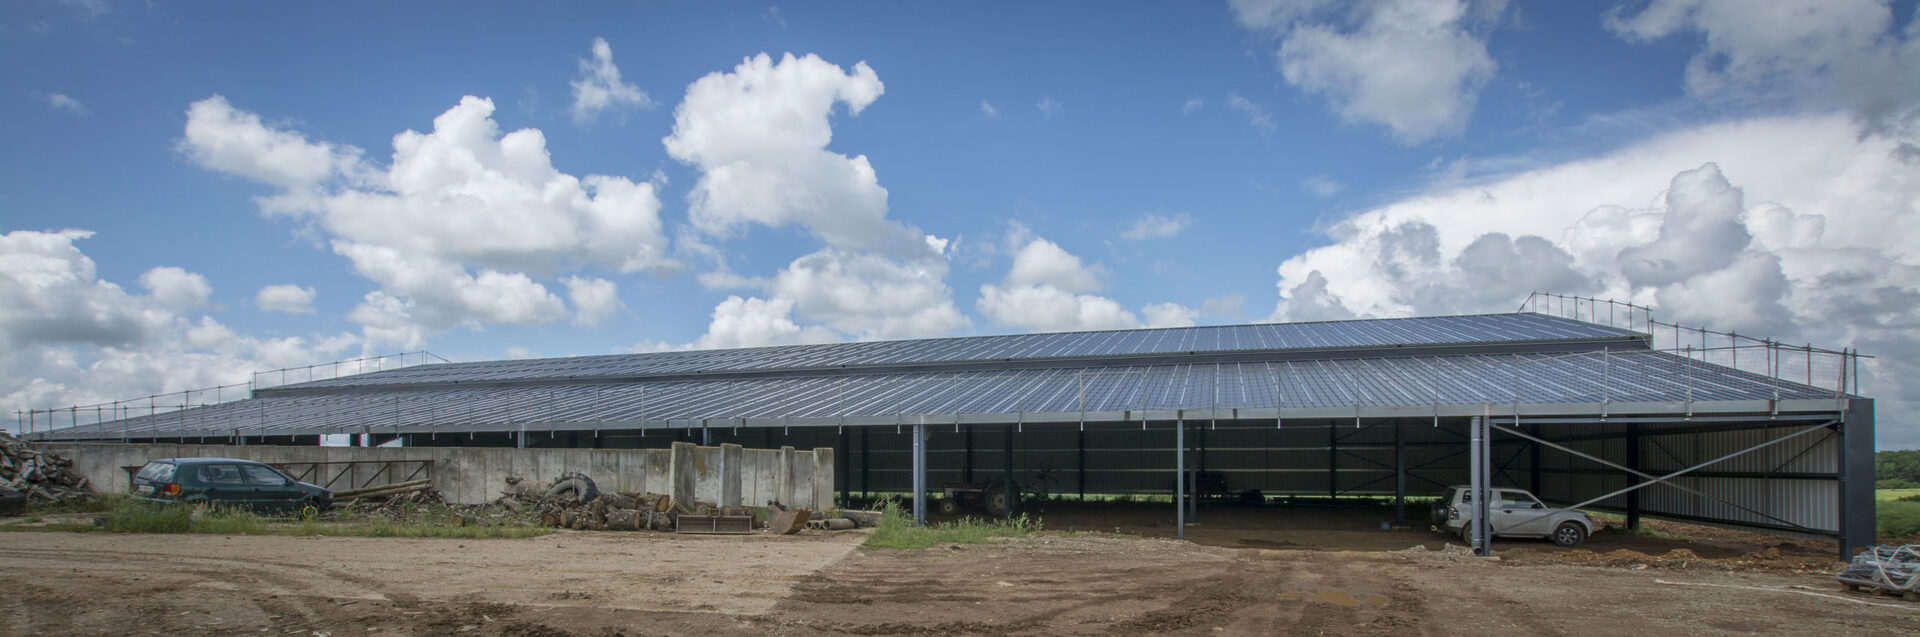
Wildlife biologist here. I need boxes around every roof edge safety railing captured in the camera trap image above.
[12,351,447,439]
[1521,291,1870,397]
[251,351,450,390]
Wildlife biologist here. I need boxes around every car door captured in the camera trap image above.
[1491,489,1553,535]
[241,464,302,512]
[193,463,251,507]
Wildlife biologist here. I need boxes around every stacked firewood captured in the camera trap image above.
[1,431,94,506]
[537,491,684,531]
[498,474,733,532]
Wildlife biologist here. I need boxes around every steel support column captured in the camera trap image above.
[860,427,870,499]
[1470,415,1490,556]
[1529,423,1542,494]
[1188,421,1198,522]
[1626,423,1642,530]
[838,426,850,508]
[1004,424,1015,519]
[1394,422,1406,526]
[1077,427,1086,499]
[1328,423,1338,499]
[1840,400,1876,557]
[1176,418,1186,541]
[912,421,927,526]
[964,425,973,483]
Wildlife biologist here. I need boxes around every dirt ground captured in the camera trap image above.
[1023,500,1841,556]
[3,504,1915,636]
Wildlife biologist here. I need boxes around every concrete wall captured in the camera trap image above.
[40,442,834,508]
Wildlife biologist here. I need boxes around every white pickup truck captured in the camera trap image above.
[1431,485,1597,547]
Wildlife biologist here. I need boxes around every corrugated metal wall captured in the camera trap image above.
[1529,420,1839,536]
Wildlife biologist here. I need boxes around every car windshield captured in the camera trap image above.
[240,464,289,486]
[134,463,176,483]
[196,464,246,485]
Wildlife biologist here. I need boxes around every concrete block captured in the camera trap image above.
[720,444,742,507]
[812,447,835,510]
[669,442,696,508]
[777,446,796,507]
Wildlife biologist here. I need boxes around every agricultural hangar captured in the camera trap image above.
[20,295,1877,555]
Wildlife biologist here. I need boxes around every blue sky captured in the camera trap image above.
[4,1,1918,445]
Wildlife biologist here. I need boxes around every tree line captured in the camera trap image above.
[1878,450,1920,489]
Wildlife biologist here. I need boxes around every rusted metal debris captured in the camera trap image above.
[766,503,811,535]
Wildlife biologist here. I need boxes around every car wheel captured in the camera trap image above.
[299,500,322,521]
[1553,522,1586,547]
[936,498,960,516]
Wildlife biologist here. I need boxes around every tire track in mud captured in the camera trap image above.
[0,545,411,603]
[0,544,422,636]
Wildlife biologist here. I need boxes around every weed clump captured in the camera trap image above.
[865,499,1039,549]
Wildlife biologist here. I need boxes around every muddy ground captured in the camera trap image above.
[4,504,1917,636]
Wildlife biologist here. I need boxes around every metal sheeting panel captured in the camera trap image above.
[269,313,1639,390]
[41,348,1834,441]
[1529,420,1840,536]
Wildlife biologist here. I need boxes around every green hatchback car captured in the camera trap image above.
[130,458,332,518]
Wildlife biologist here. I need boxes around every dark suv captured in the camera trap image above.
[131,458,331,517]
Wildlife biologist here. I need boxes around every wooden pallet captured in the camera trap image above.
[1840,582,1920,602]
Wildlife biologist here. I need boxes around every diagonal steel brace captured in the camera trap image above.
[1489,421,1836,534]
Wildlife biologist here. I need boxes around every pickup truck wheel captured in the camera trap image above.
[1553,521,1587,547]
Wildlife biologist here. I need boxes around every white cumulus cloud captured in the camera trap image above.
[1266,114,1920,446]
[1606,0,1920,128]
[256,284,316,314]
[663,53,908,251]
[1233,0,1501,143]
[180,94,676,349]
[2,229,356,432]
[660,53,970,350]
[977,226,1195,333]
[570,37,653,126]
[139,267,212,310]
[563,276,623,327]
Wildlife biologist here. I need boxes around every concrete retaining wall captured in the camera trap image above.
[40,442,834,508]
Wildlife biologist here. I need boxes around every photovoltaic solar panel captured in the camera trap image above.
[272,313,1643,390]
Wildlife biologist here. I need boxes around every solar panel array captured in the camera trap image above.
[274,313,1642,390]
[43,348,1838,440]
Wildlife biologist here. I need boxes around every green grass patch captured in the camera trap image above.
[1876,489,1920,502]
[1878,499,1920,540]
[26,494,111,515]
[2,498,550,539]
[864,500,1039,549]
[1587,512,1683,539]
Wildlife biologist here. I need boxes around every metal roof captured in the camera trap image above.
[40,346,1845,441]
[262,313,1645,392]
